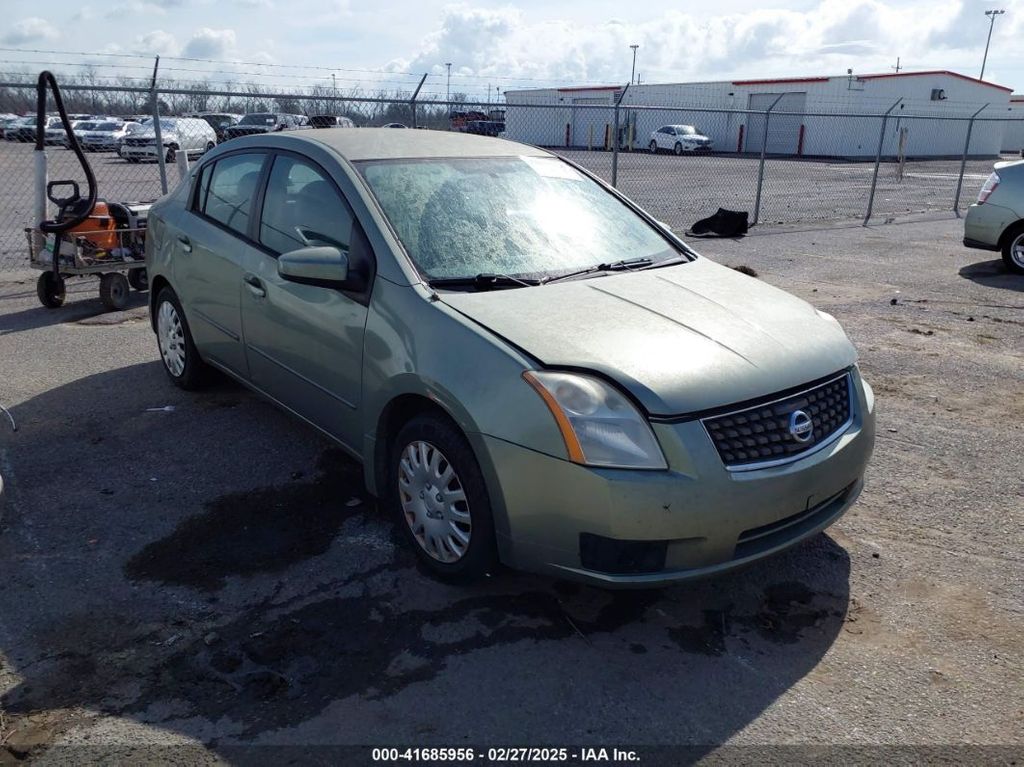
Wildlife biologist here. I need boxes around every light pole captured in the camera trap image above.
[445,62,452,103]
[980,9,1005,80]
[629,44,639,85]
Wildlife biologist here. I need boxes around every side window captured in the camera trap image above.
[202,153,266,236]
[259,155,354,256]
[192,161,213,212]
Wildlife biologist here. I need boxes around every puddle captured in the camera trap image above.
[124,449,366,590]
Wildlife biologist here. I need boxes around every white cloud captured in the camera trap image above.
[395,0,1015,89]
[182,28,237,59]
[2,17,60,45]
[134,30,180,56]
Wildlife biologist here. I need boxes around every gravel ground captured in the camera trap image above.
[0,138,1006,268]
[0,217,1021,764]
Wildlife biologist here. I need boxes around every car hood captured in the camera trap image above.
[439,258,856,415]
[226,125,274,135]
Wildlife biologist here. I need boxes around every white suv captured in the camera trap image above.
[119,117,217,163]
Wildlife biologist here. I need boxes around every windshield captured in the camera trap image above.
[75,122,98,131]
[96,122,121,131]
[676,126,697,135]
[239,113,276,125]
[357,156,680,280]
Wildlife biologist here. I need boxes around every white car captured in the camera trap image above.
[79,121,131,152]
[649,124,713,155]
[119,117,217,163]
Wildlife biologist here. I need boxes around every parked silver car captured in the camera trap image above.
[79,121,130,152]
[119,117,217,163]
[963,159,1024,274]
[146,130,875,586]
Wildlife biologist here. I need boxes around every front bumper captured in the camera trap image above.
[120,144,163,160]
[475,371,875,587]
[964,202,1017,249]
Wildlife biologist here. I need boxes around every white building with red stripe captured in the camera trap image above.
[504,70,1013,159]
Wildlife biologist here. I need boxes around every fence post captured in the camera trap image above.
[175,148,190,183]
[863,98,903,224]
[752,93,784,227]
[409,73,427,129]
[953,104,988,212]
[149,56,168,195]
[611,83,630,188]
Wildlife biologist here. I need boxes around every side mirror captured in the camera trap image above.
[278,246,350,288]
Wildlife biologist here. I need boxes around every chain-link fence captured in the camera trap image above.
[1,80,1020,269]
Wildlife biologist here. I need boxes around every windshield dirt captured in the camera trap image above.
[357,156,679,280]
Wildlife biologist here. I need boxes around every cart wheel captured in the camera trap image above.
[127,268,149,292]
[99,273,130,311]
[36,272,66,308]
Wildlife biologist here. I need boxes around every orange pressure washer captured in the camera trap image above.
[29,71,152,310]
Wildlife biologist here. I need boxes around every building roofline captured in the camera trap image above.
[555,85,620,92]
[856,70,1012,92]
[731,77,830,86]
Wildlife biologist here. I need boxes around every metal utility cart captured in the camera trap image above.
[26,181,152,311]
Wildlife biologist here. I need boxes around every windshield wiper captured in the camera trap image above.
[541,257,654,285]
[427,273,543,291]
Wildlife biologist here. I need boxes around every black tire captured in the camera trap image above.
[127,268,149,291]
[99,272,130,311]
[388,414,497,581]
[649,140,658,154]
[673,142,683,156]
[1000,225,1024,274]
[154,286,210,390]
[205,141,216,153]
[36,271,65,308]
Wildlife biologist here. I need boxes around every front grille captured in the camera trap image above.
[124,138,153,147]
[703,372,853,470]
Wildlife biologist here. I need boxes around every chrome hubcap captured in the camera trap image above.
[157,300,186,377]
[398,440,471,563]
[1011,234,1024,268]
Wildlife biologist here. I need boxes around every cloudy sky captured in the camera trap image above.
[1,0,1022,98]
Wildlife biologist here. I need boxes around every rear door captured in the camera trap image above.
[238,151,374,449]
[175,150,268,378]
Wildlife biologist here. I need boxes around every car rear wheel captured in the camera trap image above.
[649,140,658,154]
[389,414,496,581]
[155,287,210,389]
[674,142,683,156]
[1002,228,1024,274]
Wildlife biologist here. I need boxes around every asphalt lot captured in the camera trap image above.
[0,138,1004,270]
[0,217,1022,763]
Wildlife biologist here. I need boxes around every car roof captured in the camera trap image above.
[287,128,550,161]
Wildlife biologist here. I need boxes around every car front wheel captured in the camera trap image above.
[674,142,683,155]
[649,140,658,153]
[1002,228,1024,274]
[389,414,496,581]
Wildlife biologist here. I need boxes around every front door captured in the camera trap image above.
[239,152,372,449]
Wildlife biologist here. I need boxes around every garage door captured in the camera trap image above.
[572,97,612,149]
[745,92,806,155]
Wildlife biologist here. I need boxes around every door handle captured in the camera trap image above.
[176,235,192,253]
[243,274,266,298]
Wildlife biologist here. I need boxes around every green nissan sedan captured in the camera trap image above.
[146,129,875,587]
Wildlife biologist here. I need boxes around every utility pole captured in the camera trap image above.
[445,62,452,102]
[892,57,902,73]
[980,9,1005,80]
[629,44,639,85]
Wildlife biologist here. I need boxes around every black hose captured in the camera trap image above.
[36,70,97,234]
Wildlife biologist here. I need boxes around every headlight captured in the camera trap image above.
[523,371,667,469]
